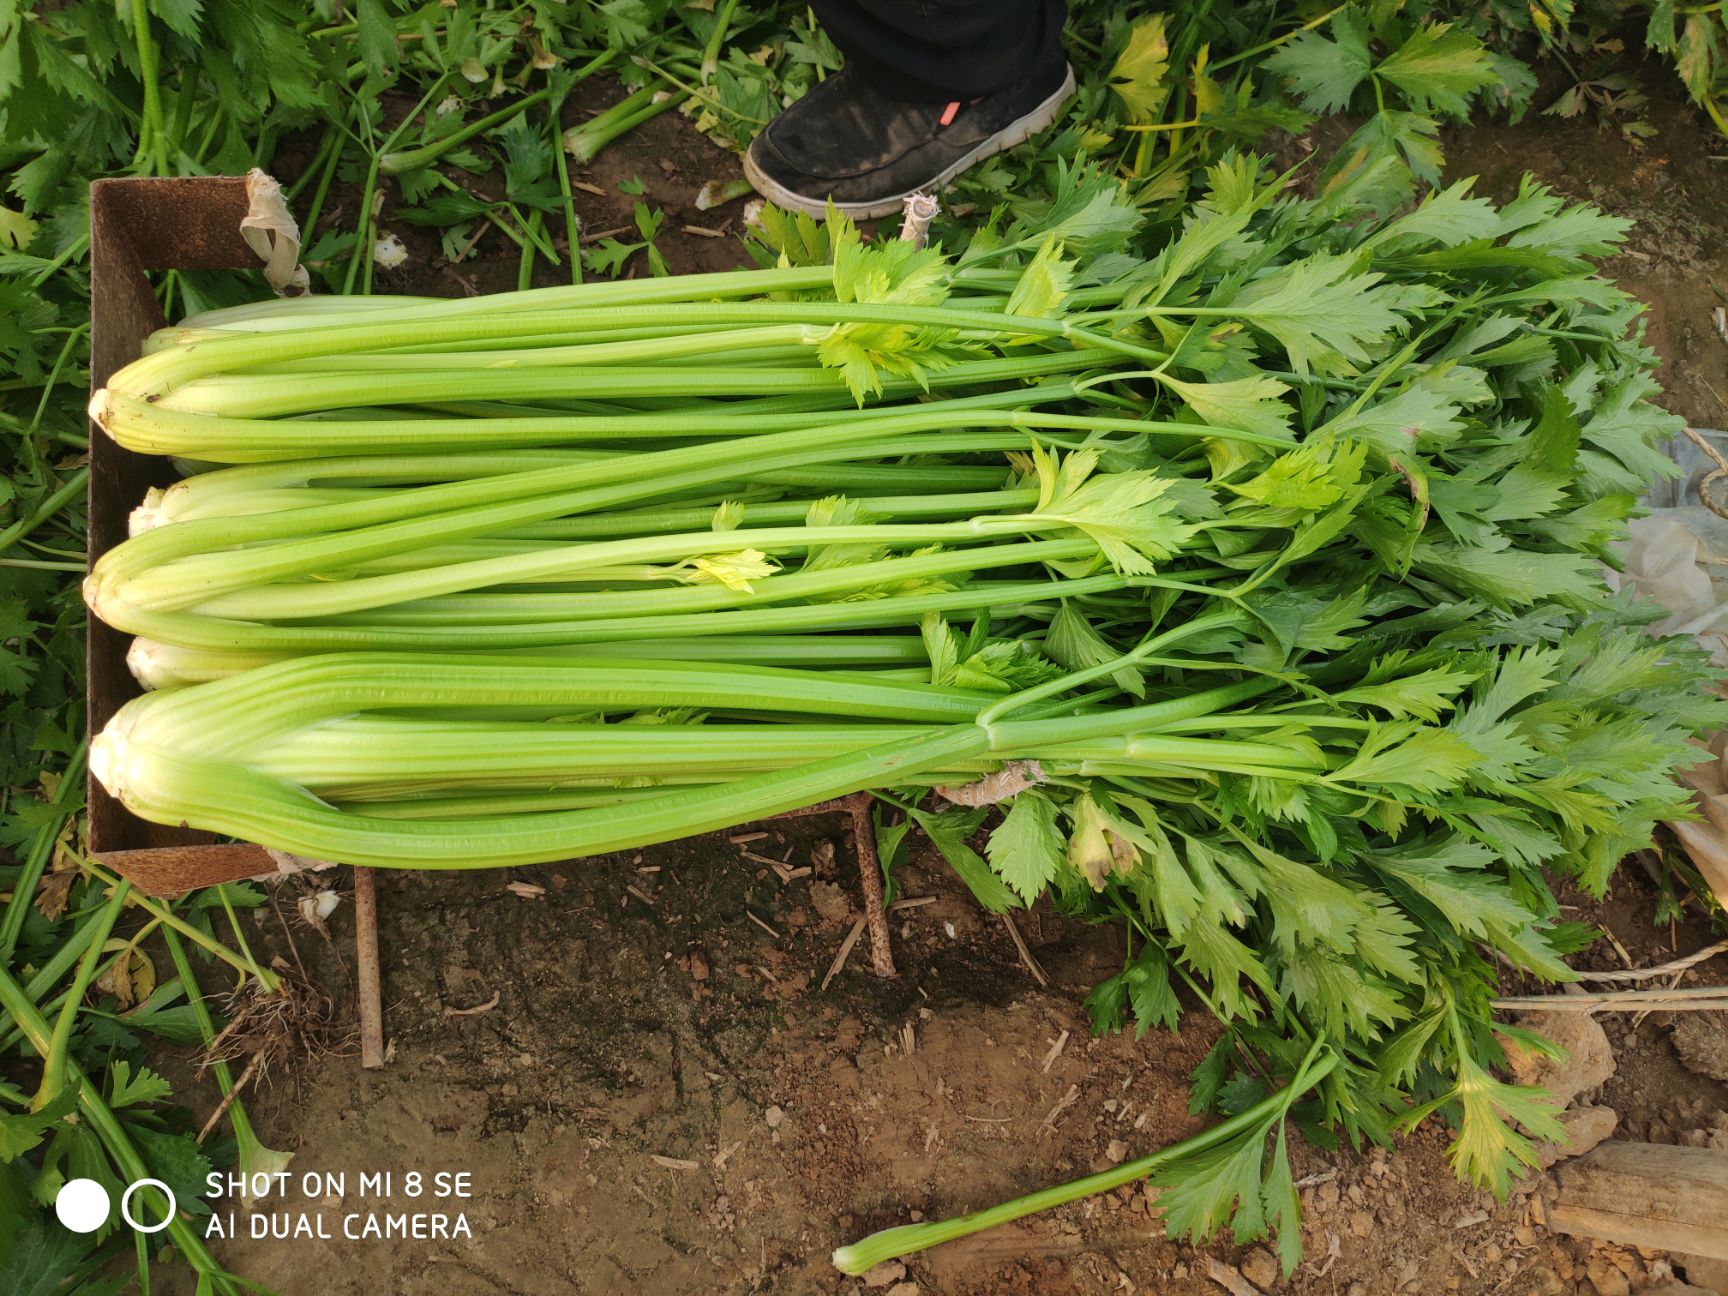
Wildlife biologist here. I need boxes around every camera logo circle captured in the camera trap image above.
[121,1179,178,1233]
[55,1178,110,1234]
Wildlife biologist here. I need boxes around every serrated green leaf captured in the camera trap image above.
[1110,15,1171,123]
[1266,9,1372,114]
[988,792,1064,904]
[1374,24,1497,117]
[1160,373,1294,440]
[0,1088,76,1163]
[912,805,1017,913]
[108,1060,172,1109]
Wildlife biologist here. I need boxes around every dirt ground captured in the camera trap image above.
[159,60,1728,1296]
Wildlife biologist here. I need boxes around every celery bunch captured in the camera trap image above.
[86,164,1723,1269]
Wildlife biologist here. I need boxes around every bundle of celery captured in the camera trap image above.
[86,163,1721,1266]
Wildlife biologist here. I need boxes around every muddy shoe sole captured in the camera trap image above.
[743,66,1078,222]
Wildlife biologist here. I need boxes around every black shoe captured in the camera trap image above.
[743,60,1076,221]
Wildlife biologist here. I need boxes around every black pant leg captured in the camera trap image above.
[810,0,1068,101]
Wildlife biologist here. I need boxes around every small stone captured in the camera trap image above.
[1484,1243,1503,1264]
[1502,1013,1615,1107]
[1240,1247,1280,1290]
[885,1285,921,1296]
[1513,1225,1537,1247]
[1105,1139,1128,1164]
[1537,1105,1619,1169]
[1585,1255,1631,1296]
[764,1105,785,1129]
[809,881,854,926]
[1349,1211,1374,1238]
[1671,1015,1728,1084]
[862,1260,905,1288]
[1318,1182,1341,1210]
[1550,1244,1575,1281]
[1677,1255,1728,1293]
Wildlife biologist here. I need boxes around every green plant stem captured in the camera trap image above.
[699,0,742,82]
[0,917,163,1059]
[300,112,350,242]
[80,862,282,992]
[379,86,558,175]
[162,928,286,1189]
[0,468,87,558]
[128,0,167,174]
[549,92,583,285]
[0,963,245,1291]
[564,86,691,164]
[518,210,540,291]
[831,1047,1339,1274]
[286,127,338,202]
[633,54,764,124]
[29,323,89,430]
[1211,2,1350,71]
[0,740,87,961]
[33,877,131,1109]
[346,74,450,295]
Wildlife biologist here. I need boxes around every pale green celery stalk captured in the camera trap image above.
[137,386,1072,484]
[294,539,1148,626]
[99,728,993,868]
[160,475,1023,531]
[95,354,1105,456]
[148,341,1112,418]
[105,655,998,757]
[161,929,292,1195]
[192,291,999,351]
[506,490,1042,540]
[94,679,1283,869]
[126,634,928,688]
[87,416,1029,604]
[88,426,1041,617]
[346,785,729,818]
[246,323,821,373]
[378,84,561,176]
[156,365,878,417]
[106,268,843,395]
[104,574,1141,653]
[743,463,1014,492]
[146,486,368,525]
[33,878,130,1109]
[145,312,767,352]
[0,963,255,1293]
[254,722,1316,798]
[564,83,685,163]
[256,722,946,792]
[177,518,1108,619]
[106,296,1131,400]
[339,554,710,581]
[337,771,1009,819]
[832,1046,1340,1275]
[166,294,442,336]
